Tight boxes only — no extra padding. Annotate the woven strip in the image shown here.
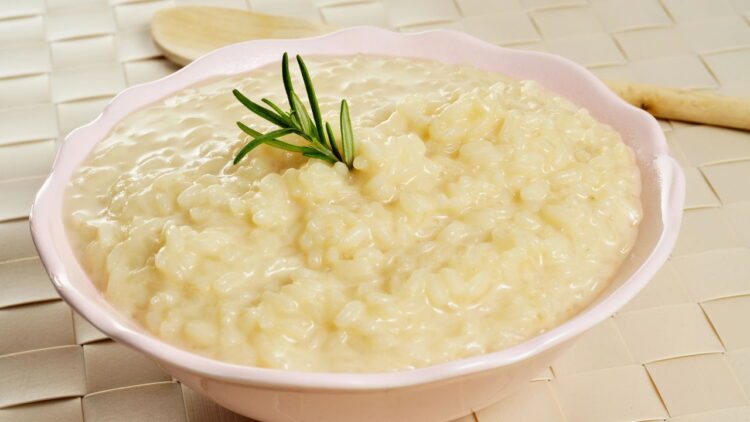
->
[1,0,750,420]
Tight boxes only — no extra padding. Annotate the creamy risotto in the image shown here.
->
[66,55,641,372]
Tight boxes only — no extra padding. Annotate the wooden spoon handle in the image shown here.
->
[605,80,750,131]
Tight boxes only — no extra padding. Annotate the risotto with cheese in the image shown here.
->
[66,55,641,372]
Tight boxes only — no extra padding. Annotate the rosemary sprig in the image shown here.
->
[232,53,356,169]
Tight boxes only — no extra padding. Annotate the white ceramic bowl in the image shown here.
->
[31,27,684,422]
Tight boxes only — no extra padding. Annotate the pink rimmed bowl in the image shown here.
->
[30,27,684,422]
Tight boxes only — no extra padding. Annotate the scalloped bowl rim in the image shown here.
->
[30,26,684,391]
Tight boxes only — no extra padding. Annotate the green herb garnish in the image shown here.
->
[232,53,356,169]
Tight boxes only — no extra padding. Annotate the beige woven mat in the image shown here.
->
[2,0,750,421]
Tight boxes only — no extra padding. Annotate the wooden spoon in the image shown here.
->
[152,6,750,131]
[151,6,337,66]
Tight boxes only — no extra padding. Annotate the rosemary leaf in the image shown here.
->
[325,121,342,161]
[281,53,294,108]
[289,111,301,130]
[233,127,295,164]
[296,55,327,145]
[238,121,323,154]
[266,141,320,154]
[233,89,289,128]
[340,99,355,166]
[261,98,289,120]
[236,120,262,138]
[290,91,314,139]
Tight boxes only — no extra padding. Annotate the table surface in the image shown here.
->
[2,0,750,421]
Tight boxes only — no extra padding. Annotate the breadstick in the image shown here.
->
[604,80,750,131]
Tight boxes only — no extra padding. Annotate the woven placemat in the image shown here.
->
[2,0,750,421]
